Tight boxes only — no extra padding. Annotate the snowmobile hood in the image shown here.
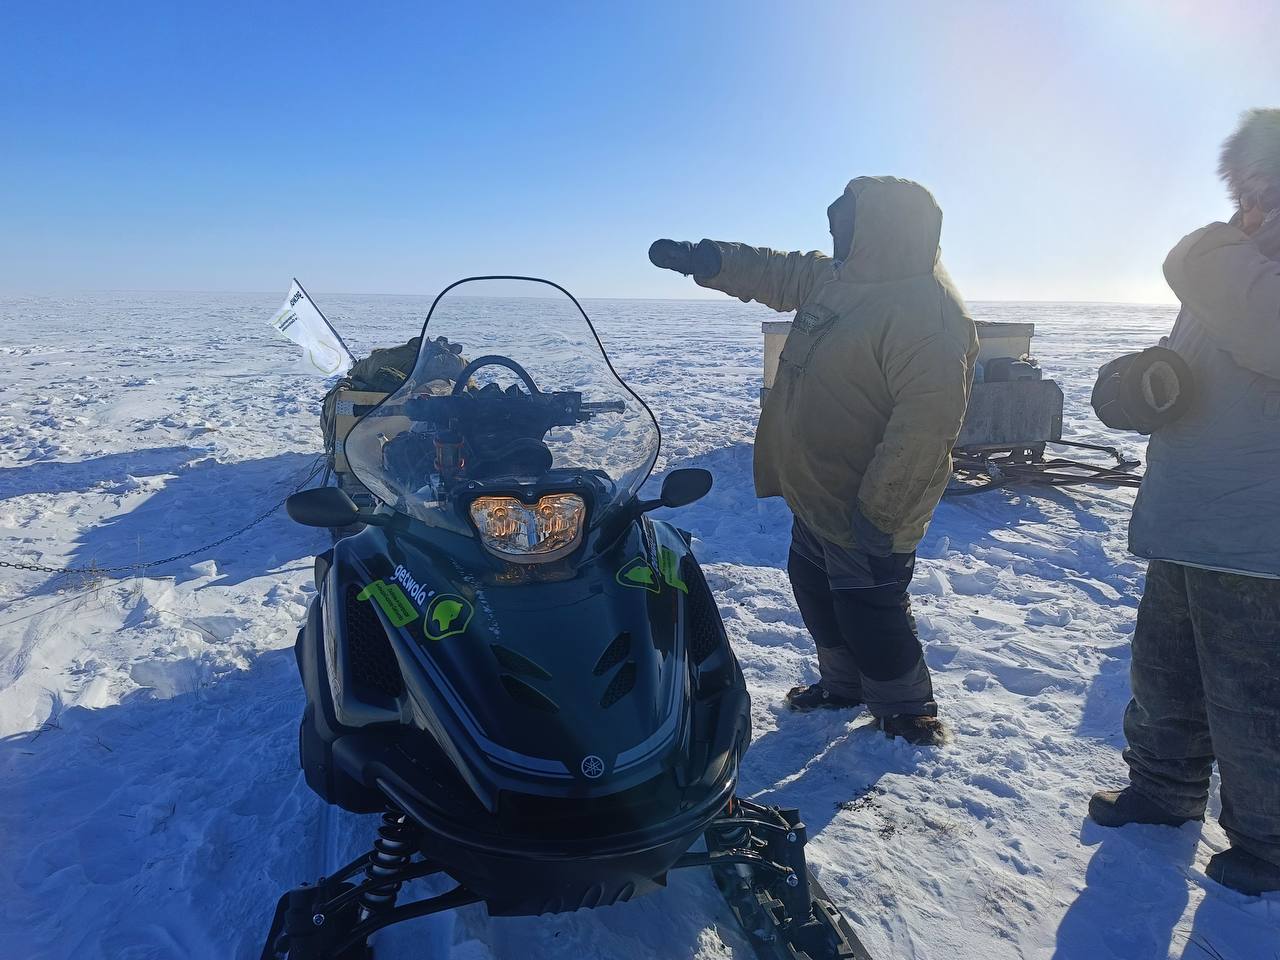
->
[395,539,686,791]
[326,513,733,812]
[833,176,942,283]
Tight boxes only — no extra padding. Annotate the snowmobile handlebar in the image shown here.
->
[579,399,628,416]
[404,390,624,429]
[451,354,541,396]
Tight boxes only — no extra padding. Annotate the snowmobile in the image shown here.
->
[262,277,873,960]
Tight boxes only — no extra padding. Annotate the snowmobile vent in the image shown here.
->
[343,583,405,699]
[500,674,559,713]
[593,631,632,676]
[683,560,723,664]
[600,661,637,709]
[490,643,552,680]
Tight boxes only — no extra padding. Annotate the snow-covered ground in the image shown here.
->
[0,293,1276,960]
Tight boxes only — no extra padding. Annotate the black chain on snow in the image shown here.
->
[0,455,328,577]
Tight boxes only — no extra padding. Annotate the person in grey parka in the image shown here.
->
[1089,109,1280,896]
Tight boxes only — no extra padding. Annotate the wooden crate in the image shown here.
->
[330,389,412,474]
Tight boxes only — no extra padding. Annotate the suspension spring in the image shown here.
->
[361,809,418,914]
[714,821,751,849]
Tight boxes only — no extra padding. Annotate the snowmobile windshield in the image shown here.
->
[345,278,660,551]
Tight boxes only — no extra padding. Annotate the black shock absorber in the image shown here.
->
[707,797,751,852]
[361,809,418,914]
[711,820,751,851]
[705,803,757,908]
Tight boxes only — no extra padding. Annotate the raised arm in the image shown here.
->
[695,241,831,314]
[1163,222,1280,379]
[649,238,830,314]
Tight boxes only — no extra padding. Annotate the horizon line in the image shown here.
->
[0,288,1180,308]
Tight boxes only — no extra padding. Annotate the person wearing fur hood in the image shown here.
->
[1089,109,1280,896]
[647,179,978,747]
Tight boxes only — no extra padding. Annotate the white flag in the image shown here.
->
[269,279,354,377]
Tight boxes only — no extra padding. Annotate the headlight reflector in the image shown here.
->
[470,494,586,562]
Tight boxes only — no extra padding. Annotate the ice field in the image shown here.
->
[0,293,1276,959]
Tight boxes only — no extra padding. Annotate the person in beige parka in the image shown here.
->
[650,176,977,745]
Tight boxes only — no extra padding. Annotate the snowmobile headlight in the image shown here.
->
[469,494,586,563]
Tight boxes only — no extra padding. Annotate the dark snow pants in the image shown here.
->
[1124,559,1280,868]
[787,517,936,718]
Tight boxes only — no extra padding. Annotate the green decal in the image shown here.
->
[424,594,473,641]
[617,557,661,593]
[658,546,688,593]
[356,581,418,627]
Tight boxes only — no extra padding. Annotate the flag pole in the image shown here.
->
[293,277,356,365]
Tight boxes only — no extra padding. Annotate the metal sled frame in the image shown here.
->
[947,439,1142,497]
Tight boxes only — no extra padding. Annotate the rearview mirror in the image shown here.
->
[659,468,713,509]
[286,488,360,528]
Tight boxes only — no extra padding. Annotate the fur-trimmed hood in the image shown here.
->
[1219,108,1280,195]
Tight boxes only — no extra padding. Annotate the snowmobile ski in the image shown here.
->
[699,799,874,960]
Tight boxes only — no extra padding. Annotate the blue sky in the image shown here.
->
[2,1,1277,302]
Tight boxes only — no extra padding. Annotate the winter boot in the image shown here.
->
[1088,788,1200,829]
[878,714,946,746]
[1206,847,1280,896]
[785,683,862,712]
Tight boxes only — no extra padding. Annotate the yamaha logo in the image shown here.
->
[580,755,605,779]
